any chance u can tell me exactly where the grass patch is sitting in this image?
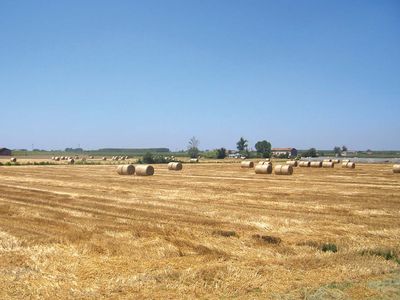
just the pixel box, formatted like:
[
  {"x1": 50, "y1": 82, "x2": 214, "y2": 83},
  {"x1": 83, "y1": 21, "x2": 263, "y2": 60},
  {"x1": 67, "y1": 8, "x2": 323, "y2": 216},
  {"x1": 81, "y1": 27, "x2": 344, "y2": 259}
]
[
  {"x1": 252, "y1": 234, "x2": 281, "y2": 245},
  {"x1": 361, "y1": 249, "x2": 400, "y2": 264},
  {"x1": 212, "y1": 230, "x2": 238, "y2": 237},
  {"x1": 321, "y1": 243, "x2": 338, "y2": 253}
]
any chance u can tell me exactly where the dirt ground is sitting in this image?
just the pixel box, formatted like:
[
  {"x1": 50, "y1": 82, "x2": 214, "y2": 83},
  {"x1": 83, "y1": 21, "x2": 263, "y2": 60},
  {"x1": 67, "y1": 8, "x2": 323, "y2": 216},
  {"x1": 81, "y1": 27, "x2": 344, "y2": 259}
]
[{"x1": 0, "y1": 161, "x2": 399, "y2": 299}]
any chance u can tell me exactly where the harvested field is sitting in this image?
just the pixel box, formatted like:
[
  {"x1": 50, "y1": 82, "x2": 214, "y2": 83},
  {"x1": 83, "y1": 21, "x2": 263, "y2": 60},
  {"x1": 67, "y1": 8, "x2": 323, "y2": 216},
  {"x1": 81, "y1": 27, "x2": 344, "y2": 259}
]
[{"x1": 0, "y1": 162, "x2": 399, "y2": 299}]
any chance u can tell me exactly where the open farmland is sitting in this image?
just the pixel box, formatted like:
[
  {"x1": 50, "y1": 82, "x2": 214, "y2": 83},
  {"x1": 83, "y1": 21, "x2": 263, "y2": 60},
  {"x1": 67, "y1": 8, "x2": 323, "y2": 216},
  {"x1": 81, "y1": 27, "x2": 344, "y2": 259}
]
[{"x1": 0, "y1": 162, "x2": 399, "y2": 299}]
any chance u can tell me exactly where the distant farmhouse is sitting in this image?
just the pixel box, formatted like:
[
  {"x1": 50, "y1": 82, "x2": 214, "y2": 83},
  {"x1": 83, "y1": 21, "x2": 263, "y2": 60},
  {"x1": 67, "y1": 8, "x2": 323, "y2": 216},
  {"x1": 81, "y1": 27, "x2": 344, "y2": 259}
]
[
  {"x1": 0, "y1": 148, "x2": 12, "y2": 156},
  {"x1": 272, "y1": 148, "x2": 297, "y2": 158}
]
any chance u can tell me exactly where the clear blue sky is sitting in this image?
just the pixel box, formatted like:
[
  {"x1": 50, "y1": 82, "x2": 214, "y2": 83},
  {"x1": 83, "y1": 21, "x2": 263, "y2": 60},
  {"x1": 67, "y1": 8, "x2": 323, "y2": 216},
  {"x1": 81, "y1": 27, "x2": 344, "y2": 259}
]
[{"x1": 1, "y1": 0, "x2": 399, "y2": 151}]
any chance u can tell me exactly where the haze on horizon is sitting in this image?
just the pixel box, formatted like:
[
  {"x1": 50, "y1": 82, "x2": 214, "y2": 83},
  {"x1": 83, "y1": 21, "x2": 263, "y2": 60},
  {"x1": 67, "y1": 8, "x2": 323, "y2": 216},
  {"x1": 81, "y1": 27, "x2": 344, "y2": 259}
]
[{"x1": 1, "y1": 1, "x2": 399, "y2": 151}]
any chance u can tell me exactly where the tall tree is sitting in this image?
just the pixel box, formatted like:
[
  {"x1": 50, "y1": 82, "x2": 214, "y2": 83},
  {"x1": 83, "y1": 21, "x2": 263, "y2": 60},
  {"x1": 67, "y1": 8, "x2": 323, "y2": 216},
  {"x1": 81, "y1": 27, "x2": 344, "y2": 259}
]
[
  {"x1": 342, "y1": 145, "x2": 348, "y2": 152},
  {"x1": 216, "y1": 148, "x2": 227, "y2": 159},
  {"x1": 255, "y1": 140, "x2": 272, "y2": 158},
  {"x1": 333, "y1": 146, "x2": 341, "y2": 156},
  {"x1": 187, "y1": 136, "x2": 200, "y2": 158},
  {"x1": 236, "y1": 137, "x2": 248, "y2": 152}
]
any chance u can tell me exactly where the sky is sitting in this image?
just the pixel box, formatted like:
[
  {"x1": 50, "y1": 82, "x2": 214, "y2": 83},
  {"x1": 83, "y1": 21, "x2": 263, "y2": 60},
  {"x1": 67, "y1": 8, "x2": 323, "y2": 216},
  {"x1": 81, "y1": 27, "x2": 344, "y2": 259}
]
[{"x1": 0, "y1": 0, "x2": 399, "y2": 151}]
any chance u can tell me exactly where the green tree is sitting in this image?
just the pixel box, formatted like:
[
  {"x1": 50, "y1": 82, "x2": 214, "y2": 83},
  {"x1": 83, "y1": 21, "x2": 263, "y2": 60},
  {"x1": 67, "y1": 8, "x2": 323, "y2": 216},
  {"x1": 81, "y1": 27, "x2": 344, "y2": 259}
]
[
  {"x1": 255, "y1": 140, "x2": 272, "y2": 158},
  {"x1": 342, "y1": 145, "x2": 348, "y2": 152},
  {"x1": 142, "y1": 152, "x2": 155, "y2": 164},
  {"x1": 216, "y1": 148, "x2": 227, "y2": 159},
  {"x1": 333, "y1": 146, "x2": 341, "y2": 156},
  {"x1": 301, "y1": 148, "x2": 317, "y2": 157},
  {"x1": 187, "y1": 136, "x2": 200, "y2": 158},
  {"x1": 236, "y1": 137, "x2": 248, "y2": 152}
]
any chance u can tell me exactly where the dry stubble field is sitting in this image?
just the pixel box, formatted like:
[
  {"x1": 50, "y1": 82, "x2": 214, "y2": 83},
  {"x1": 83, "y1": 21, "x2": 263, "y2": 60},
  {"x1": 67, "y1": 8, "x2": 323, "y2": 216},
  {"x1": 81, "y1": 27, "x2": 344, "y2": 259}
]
[{"x1": 0, "y1": 161, "x2": 399, "y2": 299}]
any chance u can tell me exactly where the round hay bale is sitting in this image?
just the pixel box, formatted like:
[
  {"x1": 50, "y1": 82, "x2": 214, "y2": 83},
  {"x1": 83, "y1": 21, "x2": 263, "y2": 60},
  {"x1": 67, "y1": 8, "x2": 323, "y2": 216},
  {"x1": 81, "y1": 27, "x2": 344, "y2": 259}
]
[
  {"x1": 68, "y1": 158, "x2": 75, "y2": 164},
  {"x1": 241, "y1": 161, "x2": 254, "y2": 168},
  {"x1": 322, "y1": 161, "x2": 334, "y2": 168},
  {"x1": 102, "y1": 157, "x2": 107, "y2": 161},
  {"x1": 393, "y1": 164, "x2": 400, "y2": 173},
  {"x1": 332, "y1": 159, "x2": 340, "y2": 163},
  {"x1": 346, "y1": 162, "x2": 355, "y2": 169},
  {"x1": 299, "y1": 161, "x2": 310, "y2": 167},
  {"x1": 274, "y1": 164, "x2": 293, "y2": 175},
  {"x1": 255, "y1": 164, "x2": 272, "y2": 174},
  {"x1": 323, "y1": 159, "x2": 332, "y2": 162},
  {"x1": 257, "y1": 161, "x2": 272, "y2": 166},
  {"x1": 54, "y1": 157, "x2": 60, "y2": 161},
  {"x1": 286, "y1": 160, "x2": 298, "y2": 167},
  {"x1": 116, "y1": 164, "x2": 135, "y2": 175},
  {"x1": 168, "y1": 162, "x2": 183, "y2": 171},
  {"x1": 135, "y1": 165, "x2": 154, "y2": 176},
  {"x1": 10, "y1": 157, "x2": 17, "y2": 163},
  {"x1": 89, "y1": 156, "x2": 94, "y2": 159},
  {"x1": 310, "y1": 161, "x2": 322, "y2": 168},
  {"x1": 342, "y1": 159, "x2": 350, "y2": 164},
  {"x1": 190, "y1": 158, "x2": 199, "y2": 163}
]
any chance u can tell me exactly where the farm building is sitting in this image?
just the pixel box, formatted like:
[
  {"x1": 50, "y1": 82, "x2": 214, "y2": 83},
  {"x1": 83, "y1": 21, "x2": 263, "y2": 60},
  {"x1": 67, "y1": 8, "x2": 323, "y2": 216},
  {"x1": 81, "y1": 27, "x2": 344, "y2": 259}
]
[
  {"x1": 0, "y1": 148, "x2": 12, "y2": 156},
  {"x1": 272, "y1": 147, "x2": 297, "y2": 158}
]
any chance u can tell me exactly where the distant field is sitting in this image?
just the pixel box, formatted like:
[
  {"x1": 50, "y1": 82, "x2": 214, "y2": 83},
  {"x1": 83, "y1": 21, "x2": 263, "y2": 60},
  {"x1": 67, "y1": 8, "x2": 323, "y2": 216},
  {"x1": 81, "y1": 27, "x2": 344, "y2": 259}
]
[{"x1": 0, "y1": 162, "x2": 399, "y2": 298}]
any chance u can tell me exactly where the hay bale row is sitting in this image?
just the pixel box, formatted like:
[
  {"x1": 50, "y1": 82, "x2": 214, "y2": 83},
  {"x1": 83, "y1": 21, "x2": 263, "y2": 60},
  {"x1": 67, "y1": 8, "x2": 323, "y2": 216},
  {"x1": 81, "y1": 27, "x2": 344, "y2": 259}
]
[
  {"x1": 241, "y1": 161, "x2": 254, "y2": 168},
  {"x1": 322, "y1": 161, "x2": 334, "y2": 168},
  {"x1": 274, "y1": 165, "x2": 293, "y2": 175},
  {"x1": 168, "y1": 162, "x2": 183, "y2": 171},
  {"x1": 135, "y1": 165, "x2": 155, "y2": 176},
  {"x1": 116, "y1": 164, "x2": 154, "y2": 176},
  {"x1": 257, "y1": 161, "x2": 272, "y2": 166},
  {"x1": 310, "y1": 161, "x2": 322, "y2": 168},
  {"x1": 255, "y1": 164, "x2": 273, "y2": 174},
  {"x1": 393, "y1": 164, "x2": 400, "y2": 173},
  {"x1": 117, "y1": 164, "x2": 135, "y2": 175},
  {"x1": 298, "y1": 161, "x2": 310, "y2": 167},
  {"x1": 342, "y1": 162, "x2": 355, "y2": 168},
  {"x1": 286, "y1": 160, "x2": 298, "y2": 167}
]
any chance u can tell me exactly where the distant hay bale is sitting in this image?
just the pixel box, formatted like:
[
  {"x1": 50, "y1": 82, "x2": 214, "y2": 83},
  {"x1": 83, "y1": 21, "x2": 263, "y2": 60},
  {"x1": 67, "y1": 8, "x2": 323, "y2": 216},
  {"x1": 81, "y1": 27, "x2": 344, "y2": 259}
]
[
  {"x1": 255, "y1": 164, "x2": 272, "y2": 174},
  {"x1": 286, "y1": 160, "x2": 298, "y2": 167},
  {"x1": 54, "y1": 157, "x2": 60, "y2": 161},
  {"x1": 102, "y1": 157, "x2": 107, "y2": 161},
  {"x1": 342, "y1": 159, "x2": 350, "y2": 164},
  {"x1": 135, "y1": 165, "x2": 154, "y2": 176},
  {"x1": 274, "y1": 164, "x2": 293, "y2": 175},
  {"x1": 168, "y1": 162, "x2": 183, "y2": 171},
  {"x1": 322, "y1": 161, "x2": 334, "y2": 168},
  {"x1": 10, "y1": 157, "x2": 17, "y2": 163},
  {"x1": 116, "y1": 164, "x2": 135, "y2": 175},
  {"x1": 258, "y1": 161, "x2": 272, "y2": 166},
  {"x1": 89, "y1": 156, "x2": 94, "y2": 159},
  {"x1": 190, "y1": 158, "x2": 199, "y2": 163},
  {"x1": 310, "y1": 161, "x2": 322, "y2": 168},
  {"x1": 323, "y1": 159, "x2": 332, "y2": 162},
  {"x1": 298, "y1": 161, "x2": 310, "y2": 167},
  {"x1": 241, "y1": 161, "x2": 254, "y2": 168},
  {"x1": 51, "y1": 156, "x2": 55, "y2": 160},
  {"x1": 68, "y1": 158, "x2": 75, "y2": 164},
  {"x1": 342, "y1": 162, "x2": 355, "y2": 169},
  {"x1": 393, "y1": 164, "x2": 400, "y2": 173},
  {"x1": 75, "y1": 155, "x2": 79, "y2": 159},
  {"x1": 332, "y1": 159, "x2": 340, "y2": 163}
]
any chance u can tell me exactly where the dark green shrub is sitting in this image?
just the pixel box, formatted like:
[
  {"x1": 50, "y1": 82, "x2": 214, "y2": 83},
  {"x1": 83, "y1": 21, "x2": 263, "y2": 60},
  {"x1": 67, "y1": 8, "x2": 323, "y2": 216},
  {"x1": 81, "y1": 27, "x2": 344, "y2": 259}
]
[{"x1": 321, "y1": 243, "x2": 337, "y2": 253}]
